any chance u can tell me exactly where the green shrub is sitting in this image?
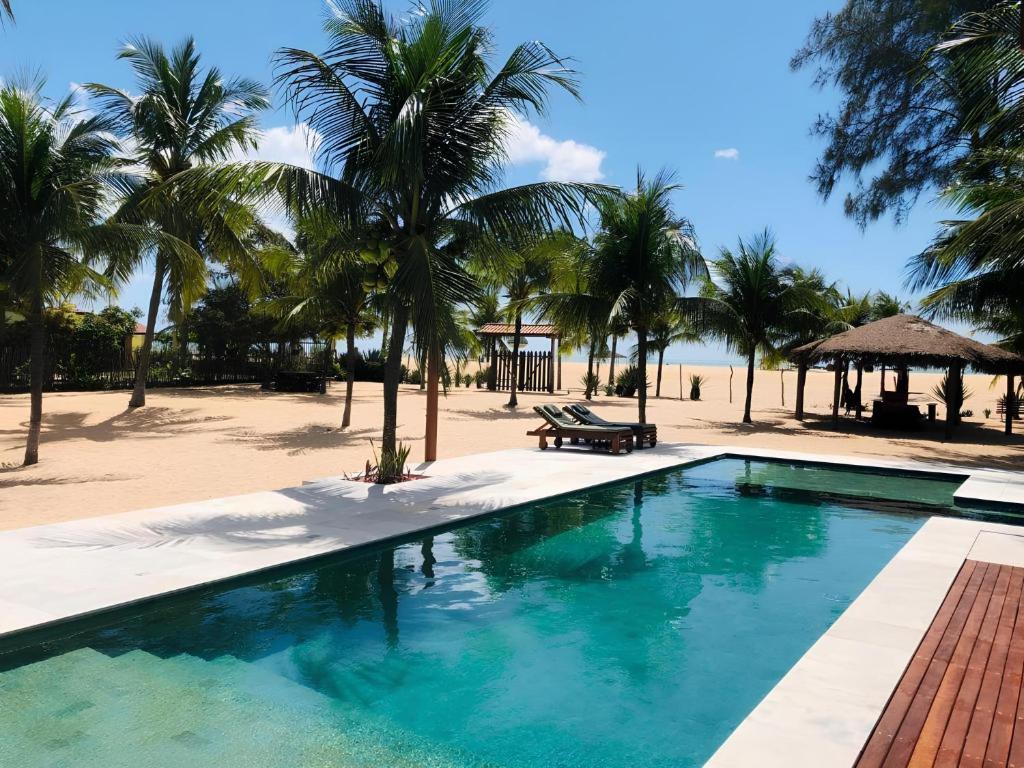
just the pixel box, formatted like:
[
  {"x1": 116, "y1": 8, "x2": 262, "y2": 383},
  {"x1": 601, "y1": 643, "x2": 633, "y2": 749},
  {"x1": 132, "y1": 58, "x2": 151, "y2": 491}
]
[
  {"x1": 614, "y1": 365, "x2": 647, "y2": 397},
  {"x1": 580, "y1": 371, "x2": 599, "y2": 395},
  {"x1": 474, "y1": 368, "x2": 489, "y2": 388},
  {"x1": 367, "y1": 441, "x2": 412, "y2": 484},
  {"x1": 406, "y1": 368, "x2": 422, "y2": 385},
  {"x1": 689, "y1": 373, "x2": 706, "y2": 401},
  {"x1": 932, "y1": 373, "x2": 972, "y2": 409}
]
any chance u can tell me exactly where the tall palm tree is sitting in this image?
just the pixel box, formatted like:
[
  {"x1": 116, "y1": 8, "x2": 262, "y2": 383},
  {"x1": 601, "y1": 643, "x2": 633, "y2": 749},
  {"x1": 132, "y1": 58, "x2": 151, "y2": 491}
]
[
  {"x1": 87, "y1": 37, "x2": 271, "y2": 408},
  {"x1": 485, "y1": 237, "x2": 565, "y2": 408},
  {"x1": 646, "y1": 307, "x2": 699, "y2": 398},
  {"x1": 0, "y1": 81, "x2": 150, "y2": 465},
  {"x1": 531, "y1": 234, "x2": 610, "y2": 400},
  {"x1": 1, "y1": 0, "x2": 12, "y2": 23},
  {"x1": 590, "y1": 169, "x2": 706, "y2": 423},
  {"x1": 692, "y1": 231, "x2": 823, "y2": 424},
  {"x1": 276, "y1": 214, "x2": 381, "y2": 429},
  {"x1": 194, "y1": 0, "x2": 596, "y2": 464}
]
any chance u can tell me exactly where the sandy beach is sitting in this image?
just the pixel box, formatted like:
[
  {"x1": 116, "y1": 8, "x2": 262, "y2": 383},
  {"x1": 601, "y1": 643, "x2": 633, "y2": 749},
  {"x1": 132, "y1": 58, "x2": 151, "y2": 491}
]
[{"x1": 1, "y1": 361, "x2": 1022, "y2": 531}]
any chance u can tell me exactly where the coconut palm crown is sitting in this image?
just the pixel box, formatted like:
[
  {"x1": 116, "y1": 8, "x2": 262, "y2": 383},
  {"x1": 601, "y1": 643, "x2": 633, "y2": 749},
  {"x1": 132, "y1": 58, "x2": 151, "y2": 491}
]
[
  {"x1": 87, "y1": 36, "x2": 271, "y2": 408},
  {"x1": 191, "y1": 0, "x2": 602, "y2": 458}
]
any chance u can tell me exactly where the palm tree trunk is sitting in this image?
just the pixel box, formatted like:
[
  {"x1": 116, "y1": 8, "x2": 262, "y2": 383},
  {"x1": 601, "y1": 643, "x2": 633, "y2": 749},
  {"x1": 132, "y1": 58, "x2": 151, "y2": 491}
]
[
  {"x1": 129, "y1": 254, "x2": 166, "y2": 408},
  {"x1": 637, "y1": 328, "x2": 649, "y2": 423},
  {"x1": 656, "y1": 347, "x2": 665, "y2": 397},
  {"x1": 382, "y1": 304, "x2": 409, "y2": 455},
  {"x1": 507, "y1": 311, "x2": 523, "y2": 408},
  {"x1": 425, "y1": 341, "x2": 439, "y2": 461},
  {"x1": 585, "y1": 339, "x2": 595, "y2": 400},
  {"x1": 743, "y1": 348, "x2": 756, "y2": 424},
  {"x1": 23, "y1": 291, "x2": 45, "y2": 466},
  {"x1": 342, "y1": 322, "x2": 357, "y2": 429},
  {"x1": 607, "y1": 335, "x2": 617, "y2": 386}
]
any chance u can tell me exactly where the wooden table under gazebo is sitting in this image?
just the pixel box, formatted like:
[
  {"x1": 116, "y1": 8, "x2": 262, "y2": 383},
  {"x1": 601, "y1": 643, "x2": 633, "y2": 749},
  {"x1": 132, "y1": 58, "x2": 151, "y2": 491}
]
[{"x1": 789, "y1": 314, "x2": 1024, "y2": 438}]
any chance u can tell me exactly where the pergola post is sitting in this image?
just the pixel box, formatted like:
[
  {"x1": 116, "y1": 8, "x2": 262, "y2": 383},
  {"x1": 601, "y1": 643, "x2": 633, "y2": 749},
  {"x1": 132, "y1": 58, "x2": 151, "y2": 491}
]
[
  {"x1": 548, "y1": 335, "x2": 556, "y2": 393},
  {"x1": 831, "y1": 358, "x2": 843, "y2": 426},
  {"x1": 945, "y1": 362, "x2": 963, "y2": 440},
  {"x1": 1007, "y1": 374, "x2": 1016, "y2": 436},
  {"x1": 795, "y1": 361, "x2": 807, "y2": 421},
  {"x1": 557, "y1": 341, "x2": 562, "y2": 391},
  {"x1": 487, "y1": 337, "x2": 498, "y2": 390}
]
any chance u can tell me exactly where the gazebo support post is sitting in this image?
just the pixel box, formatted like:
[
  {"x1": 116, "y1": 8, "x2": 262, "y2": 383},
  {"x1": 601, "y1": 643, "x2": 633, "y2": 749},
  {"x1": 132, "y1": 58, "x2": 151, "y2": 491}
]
[
  {"x1": 795, "y1": 362, "x2": 807, "y2": 421},
  {"x1": 548, "y1": 335, "x2": 556, "y2": 393},
  {"x1": 854, "y1": 361, "x2": 864, "y2": 420},
  {"x1": 557, "y1": 343, "x2": 562, "y2": 391},
  {"x1": 831, "y1": 358, "x2": 843, "y2": 426},
  {"x1": 1007, "y1": 374, "x2": 1016, "y2": 436},
  {"x1": 487, "y1": 337, "x2": 498, "y2": 390},
  {"x1": 945, "y1": 362, "x2": 963, "y2": 440}
]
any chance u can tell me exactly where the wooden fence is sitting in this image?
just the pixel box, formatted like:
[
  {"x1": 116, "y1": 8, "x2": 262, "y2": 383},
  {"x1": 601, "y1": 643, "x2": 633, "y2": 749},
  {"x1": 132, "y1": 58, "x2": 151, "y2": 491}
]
[{"x1": 491, "y1": 349, "x2": 553, "y2": 393}]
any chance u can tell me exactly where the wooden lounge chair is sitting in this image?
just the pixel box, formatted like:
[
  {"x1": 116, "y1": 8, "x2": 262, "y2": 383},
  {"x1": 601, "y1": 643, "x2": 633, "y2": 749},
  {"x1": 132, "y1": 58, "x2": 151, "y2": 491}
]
[
  {"x1": 527, "y1": 405, "x2": 635, "y2": 454},
  {"x1": 563, "y1": 404, "x2": 657, "y2": 448}
]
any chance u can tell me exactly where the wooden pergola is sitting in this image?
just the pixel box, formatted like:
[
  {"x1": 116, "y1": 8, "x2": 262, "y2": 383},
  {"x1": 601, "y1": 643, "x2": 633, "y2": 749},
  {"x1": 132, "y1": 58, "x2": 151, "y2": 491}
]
[
  {"x1": 790, "y1": 315, "x2": 1024, "y2": 438},
  {"x1": 477, "y1": 323, "x2": 562, "y2": 393}
]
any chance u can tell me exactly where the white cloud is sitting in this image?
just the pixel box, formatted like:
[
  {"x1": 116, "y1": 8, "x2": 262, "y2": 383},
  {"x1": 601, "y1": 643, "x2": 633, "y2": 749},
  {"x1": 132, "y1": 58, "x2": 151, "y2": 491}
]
[
  {"x1": 714, "y1": 148, "x2": 740, "y2": 161},
  {"x1": 238, "y1": 123, "x2": 321, "y2": 170},
  {"x1": 504, "y1": 115, "x2": 606, "y2": 183}
]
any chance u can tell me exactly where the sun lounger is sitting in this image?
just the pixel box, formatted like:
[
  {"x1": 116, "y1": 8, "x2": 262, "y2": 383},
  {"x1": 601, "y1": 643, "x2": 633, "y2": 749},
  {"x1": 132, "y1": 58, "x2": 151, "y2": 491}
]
[
  {"x1": 527, "y1": 405, "x2": 635, "y2": 454},
  {"x1": 563, "y1": 404, "x2": 657, "y2": 448}
]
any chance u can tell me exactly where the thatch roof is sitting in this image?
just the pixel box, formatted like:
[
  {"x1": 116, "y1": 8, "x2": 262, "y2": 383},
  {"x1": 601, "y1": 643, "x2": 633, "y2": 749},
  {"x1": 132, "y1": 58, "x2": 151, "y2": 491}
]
[{"x1": 790, "y1": 314, "x2": 1024, "y2": 374}]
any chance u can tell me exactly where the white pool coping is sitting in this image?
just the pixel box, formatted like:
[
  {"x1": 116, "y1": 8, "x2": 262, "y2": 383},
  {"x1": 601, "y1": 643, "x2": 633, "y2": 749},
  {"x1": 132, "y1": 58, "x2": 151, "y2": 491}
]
[{"x1": 2, "y1": 443, "x2": 1024, "y2": 765}]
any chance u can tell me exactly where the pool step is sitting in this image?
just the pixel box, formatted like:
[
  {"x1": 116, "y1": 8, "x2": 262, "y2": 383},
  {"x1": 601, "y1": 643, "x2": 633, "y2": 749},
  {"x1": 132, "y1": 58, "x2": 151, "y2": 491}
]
[{"x1": 0, "y1": 647, "x2": 491, "y2": 768}]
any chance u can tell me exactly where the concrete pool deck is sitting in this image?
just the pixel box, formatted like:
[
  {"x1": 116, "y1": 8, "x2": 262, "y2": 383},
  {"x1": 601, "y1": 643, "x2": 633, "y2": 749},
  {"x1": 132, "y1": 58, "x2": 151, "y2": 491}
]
[{"x1": 2, "y1": 443, "x2": 1024, "y2": 766}]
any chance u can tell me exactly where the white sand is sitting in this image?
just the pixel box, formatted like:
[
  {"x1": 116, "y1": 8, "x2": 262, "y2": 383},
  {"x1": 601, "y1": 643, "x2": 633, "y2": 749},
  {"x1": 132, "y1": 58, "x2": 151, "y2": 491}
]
[{"x1": 1, "y1": 362, "x2": 1021, "y2": 531}]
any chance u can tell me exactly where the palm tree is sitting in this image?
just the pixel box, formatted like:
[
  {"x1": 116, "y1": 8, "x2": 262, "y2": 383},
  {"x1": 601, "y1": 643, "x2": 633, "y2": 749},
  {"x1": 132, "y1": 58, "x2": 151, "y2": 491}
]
[
  {"x1": 692, "y1": 230, "x2": 823, "y2": 424},
  {"x1": 277, "y1": 215, "x2": 381, "y2": 429},
  {"x1": 646, "y1": 307, "x2": 699, "y2": 398},
  {"x1": 198, "y1": 0, "x2": 596, "y2": 464},
  {"x1": 87, "y1": 37, "x2": 271, "y2": 408},
  {"x1": 1, "y1": 0, "x2": 12, "y2": 23},
  {"x1": 590, "y1": 169, "x2": 706, "y2": 422},
  {"x1": 605, "y1": 314, "x2": 630, "y2": 388},
  {"x1": 531, "y1": 234, "x2": 610, "y2": 400},
  {"x1": 466, "y1": 288, "x2": 501, "y2": 383},
  {"x1": 0, "y1": 81, "x2": 145, "y2": 465},
  {"x1": 484, "y1": 238, "x2": 564, "y2": 408}
]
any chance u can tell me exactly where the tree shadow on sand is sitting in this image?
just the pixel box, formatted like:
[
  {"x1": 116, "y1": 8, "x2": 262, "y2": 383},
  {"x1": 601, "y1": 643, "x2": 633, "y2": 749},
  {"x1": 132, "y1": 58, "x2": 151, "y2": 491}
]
[
  {"x1": 0, "y1": 408, "x2": 234, "y2": 444},
  {"x1": 226, "y1": 424, "x2": 377, "y2": 456}
]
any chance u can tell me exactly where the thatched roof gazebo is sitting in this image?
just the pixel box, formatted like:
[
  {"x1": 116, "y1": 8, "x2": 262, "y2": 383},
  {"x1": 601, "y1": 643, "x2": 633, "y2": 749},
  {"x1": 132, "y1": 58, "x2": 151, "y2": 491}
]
[{"x1": 790, "y1": 314, "x2": 1024, "y2": 437}]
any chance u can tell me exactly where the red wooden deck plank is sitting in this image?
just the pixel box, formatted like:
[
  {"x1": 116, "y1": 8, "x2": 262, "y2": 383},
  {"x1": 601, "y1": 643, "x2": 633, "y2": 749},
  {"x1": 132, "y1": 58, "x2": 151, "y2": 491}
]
[
  {"x1": 933, "y1": 565, "x2": 1012, "y2": 766},
  {"x1": 962, "y1": 569, "x2": 1023, "y2": 767},
  {"x1": 856, "y1": 560, "x2": 1024, "y2": 768},
  {"x1": 905, "y1": 563, "x2": 1000, "y2": 766},
  {"x1": 857, "y1": 562, "x2": 983, "y2": 768},
  {"x1": 991, "y1": 570, "x2": 1024, "y2": 768}
]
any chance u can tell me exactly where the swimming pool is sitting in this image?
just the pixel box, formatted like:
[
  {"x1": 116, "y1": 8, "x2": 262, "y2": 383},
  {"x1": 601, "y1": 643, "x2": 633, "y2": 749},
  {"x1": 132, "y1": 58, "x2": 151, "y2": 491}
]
[{"x1": 0, "y1": 459, "x2": 979, "y2": 767}]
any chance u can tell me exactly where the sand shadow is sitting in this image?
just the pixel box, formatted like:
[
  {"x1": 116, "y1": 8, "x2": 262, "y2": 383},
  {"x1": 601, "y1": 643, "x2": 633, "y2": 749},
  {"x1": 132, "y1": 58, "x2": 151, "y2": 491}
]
[
  {"x1": 0, "y1": 408, "x2": 234, "y2": 444},
  {"x1": 227, "y1": 424, "x2": 377, "y2": 456}
]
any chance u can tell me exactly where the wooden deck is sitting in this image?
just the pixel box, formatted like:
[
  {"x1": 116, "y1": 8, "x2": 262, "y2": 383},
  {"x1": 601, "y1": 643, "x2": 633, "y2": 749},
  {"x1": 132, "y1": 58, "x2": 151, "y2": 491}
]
[{"x1": 855, "y1": 559, "x2": 1024, "y2": 768}]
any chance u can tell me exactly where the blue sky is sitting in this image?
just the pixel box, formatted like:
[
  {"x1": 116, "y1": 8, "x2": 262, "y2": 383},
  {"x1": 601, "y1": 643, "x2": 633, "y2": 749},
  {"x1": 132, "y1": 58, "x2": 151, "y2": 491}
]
[{"x1": 1, "y1": 0, "x2": 956, "y2": 363}]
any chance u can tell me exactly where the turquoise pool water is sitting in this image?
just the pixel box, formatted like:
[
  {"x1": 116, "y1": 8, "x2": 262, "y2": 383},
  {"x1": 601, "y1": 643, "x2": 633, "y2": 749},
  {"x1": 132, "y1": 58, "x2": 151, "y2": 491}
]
[{"x1": 0, "y1": 459, "x2": 966, "y2": 767}]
